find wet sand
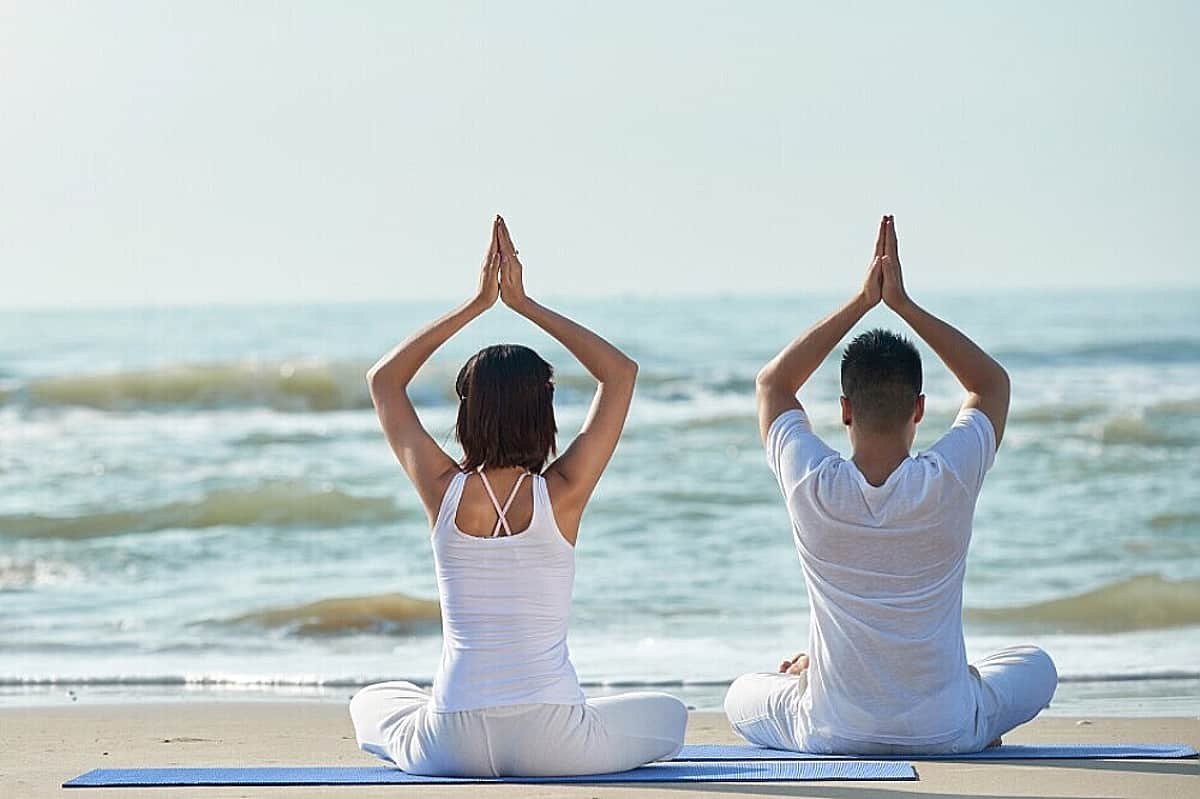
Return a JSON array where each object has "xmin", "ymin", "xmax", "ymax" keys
[{"xmin": 1, "ymin": 704, "xmax": 1195, "ymax": 798}]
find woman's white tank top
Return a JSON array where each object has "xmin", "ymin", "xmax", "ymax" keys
[{"xmin": 430, "ymin": 471, "xmax": 585, "ymax": 712}]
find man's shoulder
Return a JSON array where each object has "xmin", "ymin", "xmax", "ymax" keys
[
  {"xmin": 907, "ymin": 447, "xmax": 978, "ymax": 496},
  {"xmin": 917, "ymin": 410, "xmax": 997, "ymax": 497}
]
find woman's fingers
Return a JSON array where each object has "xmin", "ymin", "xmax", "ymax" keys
[
  {"xmin": 497, "ymin": 215, "xmax": 519, "ymax": 256},
  {"xmin": 484, "ymin": 217, "xmax": 500, "ymax": 263}
]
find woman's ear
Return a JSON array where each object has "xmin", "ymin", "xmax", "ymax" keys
[{"xmin": 840, "ymin": 396, "xmax": 853, "ymax": 426}]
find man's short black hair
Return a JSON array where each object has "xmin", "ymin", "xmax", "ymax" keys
[{"xmin": 840, "ymin": 329, "xmax": 922, "ymax": 433}]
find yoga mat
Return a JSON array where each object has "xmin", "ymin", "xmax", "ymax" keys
[
  {"xmin": 63, "ymin": 760, "xmax": 914, "ymax": 787},
  {"xmin": 676, "ymin": 743, "xmax": 1199, "ymax": 761}
]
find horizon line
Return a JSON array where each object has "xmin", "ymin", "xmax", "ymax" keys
[{"xmin": 3, "ymin": 283, "xmax": 1199, "ymax": 314}]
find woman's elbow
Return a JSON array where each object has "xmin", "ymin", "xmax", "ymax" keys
[
  {"xmin": 604, "ymin": 356, "xmax": 638, "ymax": 388},
  {"xmin": 755, "ymin": 366, "xmax": 777, "ymax": 392},
  {"xmin": 365, "ymin": 363, "xmax": 391, "ymax": 397}
]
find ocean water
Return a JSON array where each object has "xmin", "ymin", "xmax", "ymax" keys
[{"xmin": 2, "ymin": 291, "xmax": 1198, "ymax": 713}]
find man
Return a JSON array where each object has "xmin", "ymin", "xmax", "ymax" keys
[{"xmin": 725, "ymin": 216, "xmax": 1056, "ymax": 754}]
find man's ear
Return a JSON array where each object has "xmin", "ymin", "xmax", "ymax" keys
[
  {"xmin": 914, "ymin": 394, "xmax": 926, "ymax": 425},
  {"xmin": 840, "ymin": 396, "xmax": 853, "ymax": 426}
]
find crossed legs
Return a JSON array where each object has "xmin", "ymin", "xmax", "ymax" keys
[
  {"xmin": 349, "ymin": 681, "xmax": 687, "ymax": 777},
  {"xmin": 724, "ymin": 645, "xmax": 1057, "ymax": 753}
]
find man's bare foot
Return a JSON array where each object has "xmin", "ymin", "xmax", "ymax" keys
[
  {"xmin": 779, "ymin": 652, "xmax": 810, "ymax": 675},
  {"xmin": 986, "ymin": 737, "xmax": 1003, "ymax": 749}
]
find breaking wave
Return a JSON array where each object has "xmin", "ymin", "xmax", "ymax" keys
[
  {"xmin": 1011, "ymin": 402, "xmax": 1108, "ymax": 424},
  {"xmin": 1148, "ymin": 511, "xmax": 1200, "ymax": 530},
  {"xmin": 226, "ymin": 592, "xmax": 441, "ymax": 636},
  {"xmin": 0, "ymin": 556, "xmax": 84, "ymax": 591},
  {"xmin": 1147, "ymin": 397, "xmax": 1200, "ymax": 418},
  {"xmin": 966, "ymin": 575, "xmax": 1200, "ymax": 633},
  {"xmin": 1, "ymin": 671, "xmax": 1196, "ymax": 689},
  {"xmin": 2, "ymin": 361, "xmax": 655, "ymax": 412},
  {"xmin": 16, "ymin": 360, "xmax": 374, "ymax": 412},
  {"xmin": 999, "ymin": 339, "xmax": 1200, "ymax": 366},
  {"xmin": 0, "ymin": 482, "xmax": 409, "ymax": 539},
  {"xmin": 1098, "ymin": 416, "xmax": 1192, "ymax": 447}
]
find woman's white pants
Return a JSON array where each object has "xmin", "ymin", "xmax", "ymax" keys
[{"xmin": 350, "ymin": 681, "xmax": 688, "ymax": 777}]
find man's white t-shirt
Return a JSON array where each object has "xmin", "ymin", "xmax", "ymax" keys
[{"xmin": 766, "ymin": 406, "xmax": 997, "ymax": 747}]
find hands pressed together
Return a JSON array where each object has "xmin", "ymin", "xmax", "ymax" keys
[
  {"xmin": 473, "ymin": 215, "xmax": 531, "ymax": 313},
  {"xmin": 861, "ymin": 215, "xmax": 911, "ymax": 312},
  {"xmin": 480, "ymin": 212, "xmax": 909, "ymax": 317}
]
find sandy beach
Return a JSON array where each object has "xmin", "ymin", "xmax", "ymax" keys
[{"xmin": 0, "ymin": 704, "xmax": 1194, "ymax": 799}]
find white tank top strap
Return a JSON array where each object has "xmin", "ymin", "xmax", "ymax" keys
[
  {"xmin": 531, "ymin": 474, "xmax": 571, "ymax": 546},
  {"xmin": 475, "ymin": 467, "xmax": 530, "ymax": 537},
  {"xmin": 432, "ymin": 471, "xmax": 468, "ymax": 536}
]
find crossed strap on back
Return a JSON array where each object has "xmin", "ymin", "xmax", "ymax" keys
[{"xmin": 475, "ymin": 467, "xmax": 531, "ymax": 537}]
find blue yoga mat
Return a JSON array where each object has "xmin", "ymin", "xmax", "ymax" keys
[
  {"xmin": 63, "ymin": 760, "xmax": 915, "ymax": 787},
  {"xmin": 676, "ymin": 743, "xmax": 1199, "ymax": 761}
]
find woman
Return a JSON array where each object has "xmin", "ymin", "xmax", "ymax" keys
[{"xmin": 349, "ymin": 216, "xmax": 687, "ymax": 777}]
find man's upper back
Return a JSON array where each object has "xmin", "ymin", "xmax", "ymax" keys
[{"xmin": 767, "ymin": 406, "xmax": 997, "ymax": 746}]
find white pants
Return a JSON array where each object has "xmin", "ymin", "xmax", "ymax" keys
[
  {"xmin": 349, "ymin": 681, "xmax": 688, "ymax": 777},
  {"xmin": 724, "ymin": 645, "xmax": 1057, "ymax": 755}
]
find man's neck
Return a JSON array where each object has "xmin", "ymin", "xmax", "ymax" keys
[{"xmin": 850, "ymin": 435, "xmax": 912, "ymax": 487}]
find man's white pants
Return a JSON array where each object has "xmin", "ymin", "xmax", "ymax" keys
[
  {"xmin": 724, "ymin": 645, "xmax": 1057, "ymax": 754},
  {"xmin": 350, "ymin": 681, "xmax": 688, "ymax": 776}
]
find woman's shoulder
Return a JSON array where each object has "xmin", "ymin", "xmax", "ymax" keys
[{"xmin": 426, "ymin": 468, "xmax": 468, "ymax": 525}]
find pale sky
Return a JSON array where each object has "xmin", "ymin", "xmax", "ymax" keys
[{"xmin": 2, "ymin": 1, "xmax": 1197, "ymax": 308}]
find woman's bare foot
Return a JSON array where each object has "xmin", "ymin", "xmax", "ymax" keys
[{"xmin": 779, "ymin": 652, "xmax": 810, "ymax": 675}]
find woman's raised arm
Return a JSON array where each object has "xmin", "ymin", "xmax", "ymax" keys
[
  {"xmin": 367, "ymin": 218, "xmax": 501, "ymax": 521},
  {"xmin": 495, "ymin": 217, "xmax": 637, "ymax": 538}
]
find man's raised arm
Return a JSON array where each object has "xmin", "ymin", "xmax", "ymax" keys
[
  {"xmin": 880, "ymin": 216, "xmax": 1010, "ymax": 447},
  {"xmin": 755, "ymin": 217, "xmax": 888, "ymax": 443}
]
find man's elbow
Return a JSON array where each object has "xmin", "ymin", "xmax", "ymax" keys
[
  {"xmin": 616, "ymin": 356, "xmax": 639, "ymax": 384},
  {"xmin": 987, "ymin": 365, "xmax": 1011, "ymax": 396},
  {"xmin": 969, "ymin": 366, "xmax": 1010, "ymax": 402}
]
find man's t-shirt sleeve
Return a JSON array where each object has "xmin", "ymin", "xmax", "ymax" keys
[
  {"xmin": 765, "ymin": 409, "xmax": 839, "ymax": 496},
  {"xmin": 925, "ymin": 407, "xmax": 998, "ymax": 497}
]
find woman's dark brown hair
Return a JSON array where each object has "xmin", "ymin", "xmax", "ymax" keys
[{"xmin": 455, "ymin": 344, "xmax": 556, "ymax": 473}]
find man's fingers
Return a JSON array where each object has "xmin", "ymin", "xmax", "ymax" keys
[
  {"xmin": 874, "ymin": 216, "xmax": 887, "ymax": 258},
  {"xmin": 885, "ymin": 215, "xmax": 898, "ymax": 259}
]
